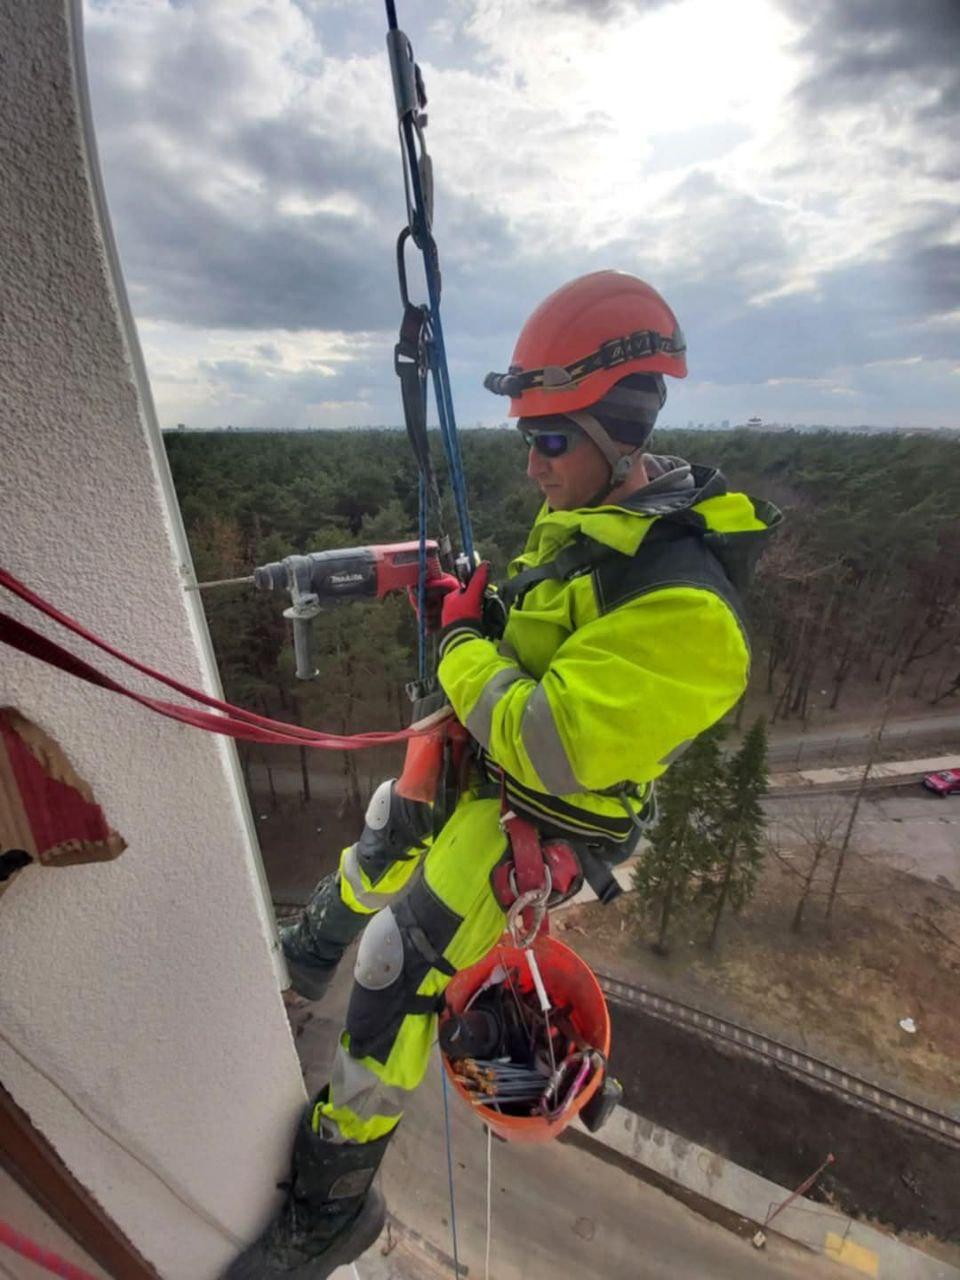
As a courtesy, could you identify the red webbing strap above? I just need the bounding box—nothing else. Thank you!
[0,1219,98,1280]
[0,565,368,740]
[499,794,550,938]
[0,566,423,750]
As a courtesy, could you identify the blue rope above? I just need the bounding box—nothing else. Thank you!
[439,1062,463,1277]
[386,0,475,566]
[427,333,474,564]
[416,468,428,681]
[425,312,474,567]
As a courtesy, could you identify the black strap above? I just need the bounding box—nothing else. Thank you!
[406,922,457,977]
[498,536,613,610]
[498,519,695,612]
[406,992,446,1016]
[394,228,451,580]
[394,296,432,478]
[577,847,624,906]
[484,326,685,399]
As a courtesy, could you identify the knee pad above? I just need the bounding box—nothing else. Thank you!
[348,907,412,1063]
[364,779,395,832]
[346,883,460,1064]
[355,779,432,884]
[353,908,405,992]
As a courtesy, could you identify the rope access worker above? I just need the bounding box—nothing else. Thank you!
[228,271,780,1278]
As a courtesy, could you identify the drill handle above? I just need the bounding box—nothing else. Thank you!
[283,596,321,680]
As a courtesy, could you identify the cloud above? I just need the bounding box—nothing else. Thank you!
[783,0,960,124]
[546,0,680,15]
[82,0,960,430]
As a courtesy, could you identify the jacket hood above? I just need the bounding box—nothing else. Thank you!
[629,458,783,594]
[525,455,782,593]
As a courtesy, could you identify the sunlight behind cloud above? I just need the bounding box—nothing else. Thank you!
[436,0,801,248]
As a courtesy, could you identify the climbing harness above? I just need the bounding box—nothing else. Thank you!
[498,800,556,946]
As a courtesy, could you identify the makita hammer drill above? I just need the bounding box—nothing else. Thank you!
[253,541,443,678]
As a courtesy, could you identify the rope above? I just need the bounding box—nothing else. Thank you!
[0,1220,99,1280]
[484,1124,493,1280]
[0,565,445,752]
[416,421,429,683]
[439,1061,462,1278]
[385,0,475,565]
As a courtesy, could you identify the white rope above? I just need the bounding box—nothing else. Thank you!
[485,1123,493,1280]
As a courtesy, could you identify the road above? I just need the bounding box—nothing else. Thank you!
[292,972,847,1280]
[252,731,960,903]
[765,709,960,767]
[247,709,960,801]
[764,788,960,889]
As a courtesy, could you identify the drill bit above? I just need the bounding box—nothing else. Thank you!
[185,575,256,591]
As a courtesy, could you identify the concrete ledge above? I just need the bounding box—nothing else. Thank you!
[575,1106,960,1279]
[769,754,957,796]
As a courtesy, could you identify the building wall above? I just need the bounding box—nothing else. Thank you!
[0,3,307,1275]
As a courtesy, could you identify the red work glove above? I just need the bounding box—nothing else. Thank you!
[438,562,491,658]
[407,572,460,634]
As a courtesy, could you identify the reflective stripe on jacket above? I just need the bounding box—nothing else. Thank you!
[438,461,780,841]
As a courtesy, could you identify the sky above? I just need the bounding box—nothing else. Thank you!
[82,0,960,431]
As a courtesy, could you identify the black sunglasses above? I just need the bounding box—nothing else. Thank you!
[520,426,583,458]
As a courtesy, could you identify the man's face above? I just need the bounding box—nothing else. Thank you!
[523,420,611,510]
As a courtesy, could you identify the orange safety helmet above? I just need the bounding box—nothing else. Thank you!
[484,270,687,419]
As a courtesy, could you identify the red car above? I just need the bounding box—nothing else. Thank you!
[922,768,960,797]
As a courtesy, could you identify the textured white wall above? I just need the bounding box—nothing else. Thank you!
[0,3,307,1276]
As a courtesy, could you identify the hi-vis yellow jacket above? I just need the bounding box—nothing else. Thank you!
[438,460,781,844]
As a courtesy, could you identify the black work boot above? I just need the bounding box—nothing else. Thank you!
[280,873,365,1001]
[223,1098,392,1278]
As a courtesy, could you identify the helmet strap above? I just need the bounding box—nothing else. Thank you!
[565,411,644,504]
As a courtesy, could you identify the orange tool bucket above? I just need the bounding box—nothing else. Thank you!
[441,933,610,1144]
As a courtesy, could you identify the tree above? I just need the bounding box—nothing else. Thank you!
[631,724,727,954]
[824,674,899,927]
[161,425,960,907]
[770,797,849,934]
[706,717,768,948]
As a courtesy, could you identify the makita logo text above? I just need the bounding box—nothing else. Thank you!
[329,573,365,586]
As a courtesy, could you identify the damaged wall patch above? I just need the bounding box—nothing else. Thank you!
[0,707,125,898]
